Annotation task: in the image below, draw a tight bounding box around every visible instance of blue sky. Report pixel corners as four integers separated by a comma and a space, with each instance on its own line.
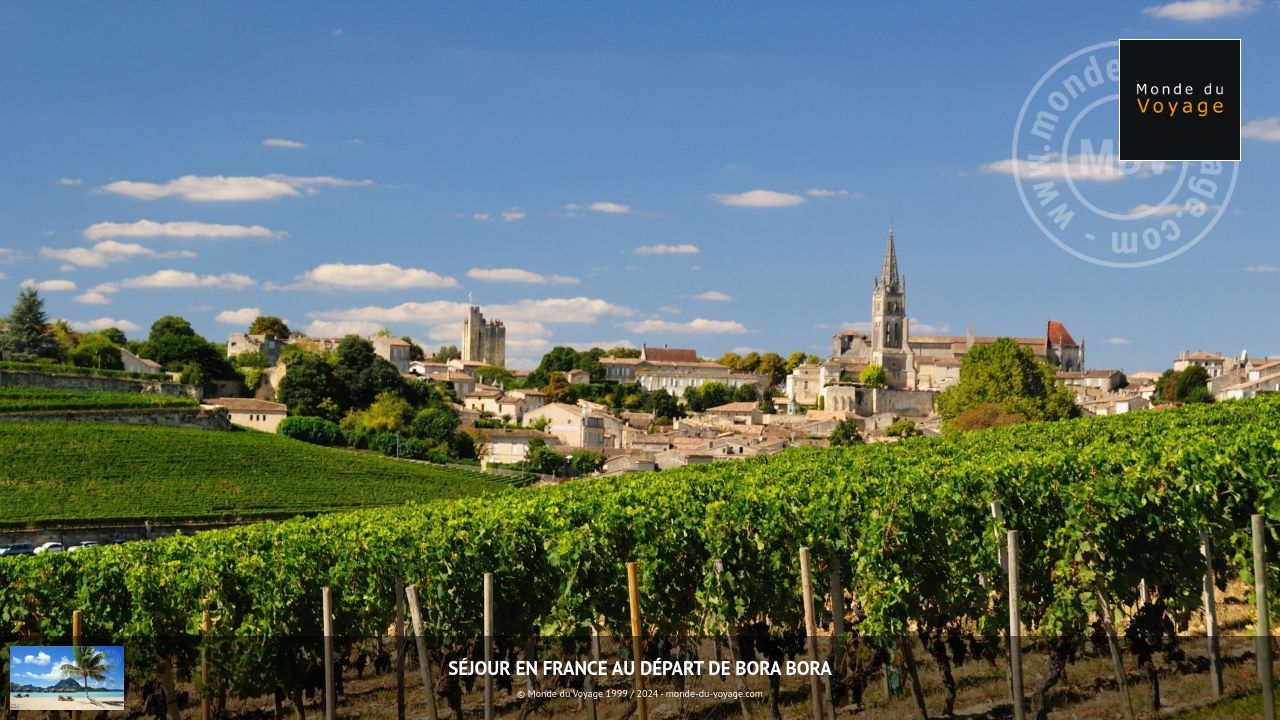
0, 2, 1276, 371
8, 646, 125, 689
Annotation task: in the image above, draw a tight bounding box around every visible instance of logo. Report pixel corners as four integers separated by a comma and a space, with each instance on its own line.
1011, 41, 1238, 268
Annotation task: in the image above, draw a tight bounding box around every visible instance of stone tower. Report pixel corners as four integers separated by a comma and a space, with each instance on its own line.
461, 304, 506, 367
869, 225, 914, 390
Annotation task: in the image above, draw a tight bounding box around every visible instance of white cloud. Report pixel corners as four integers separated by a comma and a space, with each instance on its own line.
303, 319, 386, 337
0, 271, 5, 280
59, 177, 82, 186
694, 290, 733, 301
566, 339, 635, 351
0, 248, 21, 263
215, 307, 263, 325
41, 241, 197, 268
310, 297, 632, 327
472, 212, 492, 221
122, 270, 255, 290
23, 656, 72, 683
711, 189, 806, 208
345, 138, 366, 145
621, 318, 749, 335
1242, 117, 1280, 142
466, 268, 579, 285
70, 317, 140, 332
20, 652, 51, 666
20, 278, 77, 292
84, 220, 282, 241
99, 174, 372, 201
658, 306, 681, 315
278, 263, 459, 291
805, 188, 864, 199
1143, 0, 1259, 21
1245, 265, 1279, 273
980, 154, 1171, 183
262, 138, 307, 149
635, 244, 700, 256
501, 207, 526, 222
1103, 337, 1132, 345
74, 291, 112, 305
589, 201, 632, 214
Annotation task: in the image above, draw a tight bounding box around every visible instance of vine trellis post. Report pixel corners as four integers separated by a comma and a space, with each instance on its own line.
1253, 515, 1275, 720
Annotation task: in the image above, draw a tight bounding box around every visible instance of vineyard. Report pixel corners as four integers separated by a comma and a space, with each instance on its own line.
0, 386, 198, 412
0, 423, 512, 527
3, 397, 1280, 719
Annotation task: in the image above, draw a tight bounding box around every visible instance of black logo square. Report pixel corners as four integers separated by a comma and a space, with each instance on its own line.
1119, 39, 1240, 161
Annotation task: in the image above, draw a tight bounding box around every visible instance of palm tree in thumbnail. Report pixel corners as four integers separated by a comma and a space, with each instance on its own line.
60, 645, 114, 700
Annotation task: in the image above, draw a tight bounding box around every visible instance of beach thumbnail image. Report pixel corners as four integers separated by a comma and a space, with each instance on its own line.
8, 645, 125, 712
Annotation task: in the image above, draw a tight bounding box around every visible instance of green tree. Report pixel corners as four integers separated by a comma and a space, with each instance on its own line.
277, 416, 345, 446
543, 371, 578, 404
524, 438, 565, 476
935, 338, 1079, 431
278, 352, 344, 420
428, 345, 461, 363
528, 346, 579, 387
732, 384, 758, 402
401, 336, 425, 362
248, 315, 290, 339
410, 406, 460, 443
60, 645, 115, 701
885, 418, 920, 437
0, 288, 60, 361
141, 315, 236, 388
475, 365, 515, 386
335, 335, 404, 408
828, 418, 864, 446
355, 391, 415, 432
1174, 365, 1213, 403
785, 351, 808, 374
68, 332, 124, 370
99, 326, 128, 346
757, 352, 787, 386
230, 350, 270, 369
684, 382, 732, 412
646, 389, 685, 422
949, 403, 1027, 431
860, 364, 887, 389
570, 450, 606, 476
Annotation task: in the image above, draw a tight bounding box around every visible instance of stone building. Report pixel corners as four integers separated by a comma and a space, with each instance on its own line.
461, 303, 506, 367
793, 225, 1087, 399
207, 397, 288, 433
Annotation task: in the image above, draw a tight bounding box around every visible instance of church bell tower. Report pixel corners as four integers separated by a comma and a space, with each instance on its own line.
869, 225, 913, 389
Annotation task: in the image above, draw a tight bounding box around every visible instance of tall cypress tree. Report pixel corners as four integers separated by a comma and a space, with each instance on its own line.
1, 288, 60, 361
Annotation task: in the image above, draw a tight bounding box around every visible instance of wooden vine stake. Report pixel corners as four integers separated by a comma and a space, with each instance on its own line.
484, 572, 495, 720
1254, 514, 1276, 720
1201, 531, 1222, 699
201, 609, 212, 720
1093, 581, 1135, 720
1006, 530, 1025, 720
626, 561, 649, 720
798, 547, 825, 720
404, 584, 439, 720
395, 580, 407, 720
322, 587, 336, 720
827, 557, 842, 719
72, 609, 82, 720
714, 559, 754, 720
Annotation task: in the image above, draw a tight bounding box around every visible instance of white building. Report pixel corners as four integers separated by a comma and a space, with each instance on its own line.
208, 397, 289, 432
119, 348, 163, 374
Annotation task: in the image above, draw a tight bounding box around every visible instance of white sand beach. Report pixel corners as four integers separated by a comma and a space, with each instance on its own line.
10, 693, 126, 711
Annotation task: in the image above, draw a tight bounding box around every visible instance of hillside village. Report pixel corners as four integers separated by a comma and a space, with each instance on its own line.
1, 228, 1275, 480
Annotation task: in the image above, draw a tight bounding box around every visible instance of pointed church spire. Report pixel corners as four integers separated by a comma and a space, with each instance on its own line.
879, 224, 901, 292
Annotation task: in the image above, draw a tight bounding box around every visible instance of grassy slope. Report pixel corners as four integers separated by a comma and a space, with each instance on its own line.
0, 422, 511, 527
0, 386, 198, 411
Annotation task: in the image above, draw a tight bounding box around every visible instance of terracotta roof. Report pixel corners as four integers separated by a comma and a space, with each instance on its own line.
1046, 320, 1076, 346
374, 336, 411, 346
706, 402, 760, 413
1180, 351, 1226, 361
641, 346, 699, 363
479, 428, 557, 440
208, 397, 287, 412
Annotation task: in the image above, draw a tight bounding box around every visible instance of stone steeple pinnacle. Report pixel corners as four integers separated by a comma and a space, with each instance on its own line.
877, 224, 901, 292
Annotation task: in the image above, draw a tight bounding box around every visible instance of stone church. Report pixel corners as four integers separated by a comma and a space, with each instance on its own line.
792, 226, 1085, 401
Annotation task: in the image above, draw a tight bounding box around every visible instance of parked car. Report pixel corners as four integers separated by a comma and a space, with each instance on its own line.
68, 541, 100, 553
33, 542, 64, 554
0, 542, 35, 556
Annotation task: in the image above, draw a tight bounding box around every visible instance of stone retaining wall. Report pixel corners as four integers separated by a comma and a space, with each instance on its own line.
0, 369, 199, 398
0, 405, 231, 430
